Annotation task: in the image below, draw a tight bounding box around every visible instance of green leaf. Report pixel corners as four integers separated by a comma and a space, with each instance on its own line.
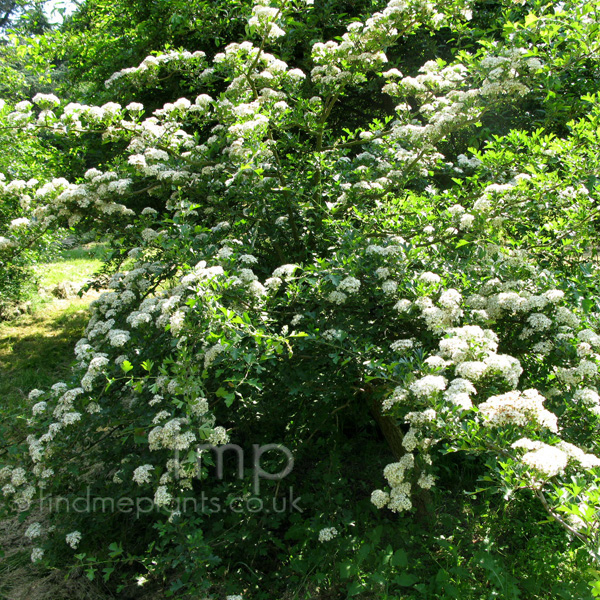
134, 428, 147, 444
347, 581, 365, 596
120, 360, 133, 373
216, 386, 235, 407
524, 13, 539, 27
108, 542, 123, 557
339, 561, 357, 579
391, 548, 408, 568
394, 573, 418, 587
356, 543, 371, 563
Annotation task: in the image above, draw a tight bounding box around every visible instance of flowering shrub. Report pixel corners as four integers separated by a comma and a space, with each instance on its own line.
1, 0, 600, 596
0, 98, 66, 315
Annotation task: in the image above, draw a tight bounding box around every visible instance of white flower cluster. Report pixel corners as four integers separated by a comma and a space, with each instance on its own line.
328, 290, 347, 304
148, 419, 197, 451
391, 339, 414, 352
25, 522, 43, 539
458, 354, 523, 387
514, 441, 568, 478
132, 464, 154, 485
31, 547, 44, 562
0, 235, 16, 250
154, 485, 173, 507
439, 325, 498, 362
371, 489, 390, 508
375, 453, 421, 513
382, 386, 408, 411
404, 408, 437, 426
337, 276, 361, 294
248, 2, 285, 40
204, 342, 227, 369
318, 527, 338, 542
383, 453, 414, 486
572, 387, 600, 415
107, 329, 131, 347
413, 289, 462, 332
402, 427, 418, 452
65, 531, 82, 549
444, 378, 477, 411
311, 0, 443, 89
478, 389, 558, 432
417, 472, 435, 489
208, 426, 230, 446
322, 329, 345, 342
381, 280, 398, 296
409, 375, 447, 399
556, 441, 600, 469
105, 50, 206, 88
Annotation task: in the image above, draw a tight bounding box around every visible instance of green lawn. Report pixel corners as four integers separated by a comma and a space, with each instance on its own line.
33, 242, 109, 289
0, 244, 104, 445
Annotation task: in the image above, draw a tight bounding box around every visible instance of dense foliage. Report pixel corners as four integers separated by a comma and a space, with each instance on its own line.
1, 0, 600, 598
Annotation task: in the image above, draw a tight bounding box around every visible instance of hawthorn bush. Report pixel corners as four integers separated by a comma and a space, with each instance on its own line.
0, 96, 67, 316
1, 0, 600, 597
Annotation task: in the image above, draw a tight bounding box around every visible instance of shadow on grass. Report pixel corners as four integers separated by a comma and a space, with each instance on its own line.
0, 303, 91, 411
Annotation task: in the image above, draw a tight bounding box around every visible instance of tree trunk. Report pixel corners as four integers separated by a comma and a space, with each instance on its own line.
363, 385, 432, 519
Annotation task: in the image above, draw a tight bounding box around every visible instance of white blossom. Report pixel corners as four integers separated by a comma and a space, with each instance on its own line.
65, 531, 82, 549
318, 527, 338, 542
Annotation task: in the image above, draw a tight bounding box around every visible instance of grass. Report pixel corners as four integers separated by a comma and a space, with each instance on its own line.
0, 244, 111, 600
33, 243, 109, 290
0, 302, 91, 409
0, 244, 105, 443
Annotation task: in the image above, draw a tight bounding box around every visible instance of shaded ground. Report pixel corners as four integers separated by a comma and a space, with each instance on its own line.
0, 297, 111, 600
0, 246, 111, 600
0, 301, 91, 406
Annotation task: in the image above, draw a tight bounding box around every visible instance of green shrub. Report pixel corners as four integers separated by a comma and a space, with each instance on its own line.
1, 0, 600, 597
